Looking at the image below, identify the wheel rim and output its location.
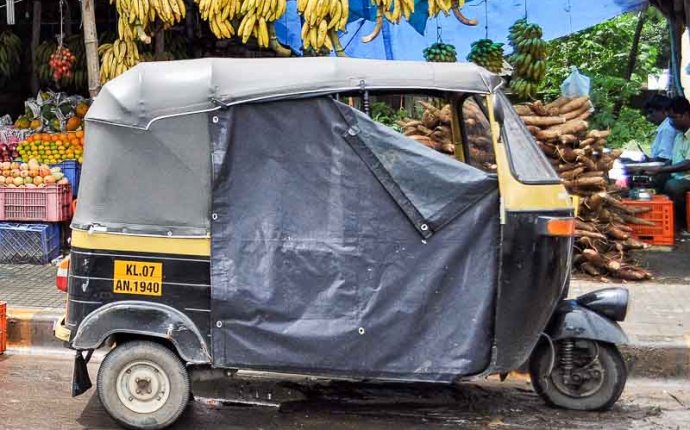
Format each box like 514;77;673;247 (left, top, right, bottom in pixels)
550;341;606;398
116;360;171;414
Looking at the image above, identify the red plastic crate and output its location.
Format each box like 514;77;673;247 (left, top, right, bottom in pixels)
623;195;674;246
0;301;6;354
0;185;72;222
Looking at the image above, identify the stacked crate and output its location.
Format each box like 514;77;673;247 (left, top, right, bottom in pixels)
0;184;71;264
623;195;674;246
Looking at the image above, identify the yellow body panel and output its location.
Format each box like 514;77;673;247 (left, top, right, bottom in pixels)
71;230;211;256
486;96;574;213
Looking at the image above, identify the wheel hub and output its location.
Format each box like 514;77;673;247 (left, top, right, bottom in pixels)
116;360;171;413
551;342;606;398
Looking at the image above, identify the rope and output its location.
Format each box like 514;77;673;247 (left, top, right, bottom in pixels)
524;0;527;20
342;20;367;52
484;0;488;39
58;0;65;47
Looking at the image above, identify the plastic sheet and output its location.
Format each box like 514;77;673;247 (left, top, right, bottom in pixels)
274;0;646;60
210;97;500;381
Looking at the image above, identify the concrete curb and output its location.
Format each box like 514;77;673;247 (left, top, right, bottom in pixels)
6;307;65;353
621;343;690;379
4;306;689;379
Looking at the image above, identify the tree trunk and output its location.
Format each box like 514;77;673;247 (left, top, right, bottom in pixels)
613;8;646;118
155;28;165;56
81;0;100;97
30;0;42;95
65;0;73;37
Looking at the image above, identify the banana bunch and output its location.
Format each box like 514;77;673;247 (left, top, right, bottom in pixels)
298;0;348;51
195;0;240;39
428;0;452;17
508;19;547;99
466;39;504;74
111;0;186;43
0;31;22;87
237;0;287;47
423;43;457;62
370;0;413;23
98;39;140;84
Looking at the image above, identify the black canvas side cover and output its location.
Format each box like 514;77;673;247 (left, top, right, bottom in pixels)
210;97;499;382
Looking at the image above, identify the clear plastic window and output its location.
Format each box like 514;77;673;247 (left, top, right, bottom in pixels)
461;97;497;173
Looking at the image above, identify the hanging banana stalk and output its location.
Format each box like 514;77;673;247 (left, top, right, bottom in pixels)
269;23;292;57
329;29;347;56
452;0;478;26
362;8;383;43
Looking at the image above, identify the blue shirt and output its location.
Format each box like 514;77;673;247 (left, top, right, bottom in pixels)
651;117;679;160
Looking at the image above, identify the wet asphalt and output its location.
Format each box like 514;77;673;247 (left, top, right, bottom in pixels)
0;353;688;430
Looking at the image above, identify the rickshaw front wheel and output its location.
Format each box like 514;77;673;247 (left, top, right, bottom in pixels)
97;340;190;430
529;339;627;411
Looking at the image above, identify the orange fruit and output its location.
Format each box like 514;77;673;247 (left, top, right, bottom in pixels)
75;103;89;119
76;130;84;139
66;117;81;132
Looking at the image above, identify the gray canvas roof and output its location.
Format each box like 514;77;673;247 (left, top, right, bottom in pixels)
86;57;504;129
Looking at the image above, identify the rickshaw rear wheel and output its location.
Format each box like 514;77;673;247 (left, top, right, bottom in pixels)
529;339;627;411
97;340;190;430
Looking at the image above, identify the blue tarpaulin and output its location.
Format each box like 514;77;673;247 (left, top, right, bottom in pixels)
274;0;647;60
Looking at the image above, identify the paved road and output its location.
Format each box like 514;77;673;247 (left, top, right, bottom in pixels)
0;352;689;430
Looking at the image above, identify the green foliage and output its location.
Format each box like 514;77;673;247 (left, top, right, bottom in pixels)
370;101;408;132
608;107;657;149
541;8;669;148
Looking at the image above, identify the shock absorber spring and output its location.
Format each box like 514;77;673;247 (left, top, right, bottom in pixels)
560;339;575;374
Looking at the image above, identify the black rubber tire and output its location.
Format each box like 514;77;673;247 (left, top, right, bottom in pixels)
97;340;190;430
529;340;627;411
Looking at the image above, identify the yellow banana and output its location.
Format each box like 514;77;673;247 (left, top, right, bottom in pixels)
241;14;256;42
210;15;221;37
169;0;181;22
339;0;348;29
258;17;268;47
259;0;269;16
308;25;318;48
129;0;138;24
323;31;333;51
113;39;121;61
317;18;327;47
301;22;310;41
328;1;341;29
276;0;286;19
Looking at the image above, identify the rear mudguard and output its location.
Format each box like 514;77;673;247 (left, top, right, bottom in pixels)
71;301;211;364
546;301;629;345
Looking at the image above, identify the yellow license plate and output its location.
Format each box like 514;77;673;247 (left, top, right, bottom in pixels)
113;260;163;296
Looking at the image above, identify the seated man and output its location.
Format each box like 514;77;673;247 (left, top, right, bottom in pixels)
648;97;690;234
645;94;678;163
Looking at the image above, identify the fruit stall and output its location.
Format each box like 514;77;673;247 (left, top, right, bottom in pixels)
0;90;88;266
0;0;682;287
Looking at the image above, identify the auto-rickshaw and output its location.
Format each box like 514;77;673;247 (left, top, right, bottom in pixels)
54;58;630;430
